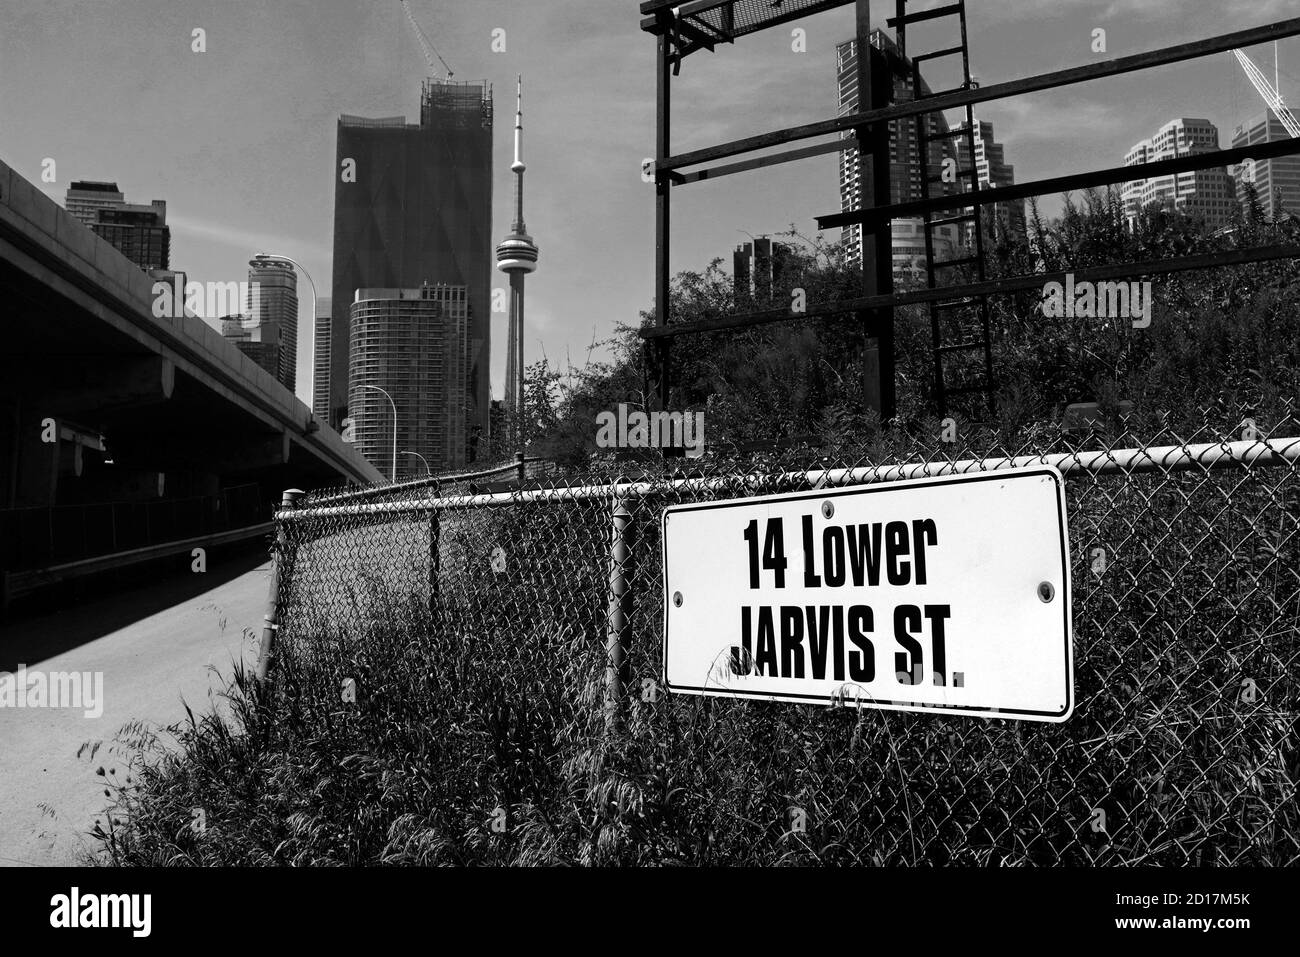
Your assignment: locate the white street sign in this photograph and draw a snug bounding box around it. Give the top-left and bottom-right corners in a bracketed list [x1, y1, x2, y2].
[661, 466, 1073, 722]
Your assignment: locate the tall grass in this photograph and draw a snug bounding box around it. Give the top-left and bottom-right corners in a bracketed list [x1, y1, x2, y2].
[97, 405, 1300, 866]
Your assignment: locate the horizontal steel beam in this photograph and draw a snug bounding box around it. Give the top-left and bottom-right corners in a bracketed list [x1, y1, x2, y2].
[279, 438, 1300, 517]
[640, 0, 854, 36]
[672, 17, 721, 51]
[678, 137, 850, 184]
[818, 135, 1300, 229]
[638, 245, 1300, 340]
[885, 3, 963, 28]
[640, 0, 729, 17]
[654, 17, 1300, 173]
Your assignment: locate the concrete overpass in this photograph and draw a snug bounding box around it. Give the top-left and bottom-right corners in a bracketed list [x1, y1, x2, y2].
[0, 157, 380, 608]
[0, 156, 380, 514]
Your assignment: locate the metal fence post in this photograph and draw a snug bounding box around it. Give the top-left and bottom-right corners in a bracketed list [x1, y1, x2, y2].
[515, 451, 526, 484]
[256, 488, 304, 682]
[604, 496, 634, 735]
[428, 507, 440, 612]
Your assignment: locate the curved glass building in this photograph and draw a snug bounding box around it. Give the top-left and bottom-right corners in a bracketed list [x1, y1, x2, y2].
[348, 284, 468, 476]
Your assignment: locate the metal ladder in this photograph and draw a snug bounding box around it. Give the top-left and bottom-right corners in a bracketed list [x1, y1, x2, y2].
[891, 0, 995, 421]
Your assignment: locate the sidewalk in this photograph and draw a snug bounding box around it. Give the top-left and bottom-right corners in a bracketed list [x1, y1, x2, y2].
[0, 555, 268, 867]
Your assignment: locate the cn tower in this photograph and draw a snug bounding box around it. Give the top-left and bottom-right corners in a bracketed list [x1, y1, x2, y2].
[495, 75, 539, 445]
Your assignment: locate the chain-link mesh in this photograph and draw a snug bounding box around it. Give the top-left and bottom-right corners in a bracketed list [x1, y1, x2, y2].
[267, 406, 1300, 865]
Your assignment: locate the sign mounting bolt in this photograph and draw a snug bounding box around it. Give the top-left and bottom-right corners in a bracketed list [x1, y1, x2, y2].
[1037, 581, 1055, 603]
[821, 501, 834, 519]
[673, 591, 683, 607]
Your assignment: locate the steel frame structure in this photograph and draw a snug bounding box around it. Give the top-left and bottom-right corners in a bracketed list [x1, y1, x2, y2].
[640, 1, 1300, 422]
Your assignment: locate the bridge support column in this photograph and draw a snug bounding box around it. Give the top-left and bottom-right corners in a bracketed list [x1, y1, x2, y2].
[10, 406, 59, 507]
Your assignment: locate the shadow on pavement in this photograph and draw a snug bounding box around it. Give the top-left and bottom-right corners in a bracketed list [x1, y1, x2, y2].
[0, 542, 269, 671]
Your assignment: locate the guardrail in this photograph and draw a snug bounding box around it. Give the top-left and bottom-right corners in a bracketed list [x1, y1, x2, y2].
[1, 521, 273, 614]
[0, 484, 265, 573]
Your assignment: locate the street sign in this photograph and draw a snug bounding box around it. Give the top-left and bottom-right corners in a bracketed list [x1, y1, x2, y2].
[661, 466, 1073, 722]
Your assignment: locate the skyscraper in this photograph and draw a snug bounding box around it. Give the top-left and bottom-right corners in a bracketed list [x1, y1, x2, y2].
[64, 180, 124, 227]
[733, 237, 792, 305]
[246, 255, 298, 392]
[836, 30, 964, 277]
[348, 284, 468, 475]
[313, 296, 332, 420]
[219, 315, 280, 381]
[1122, 119, 1236, 228]
[962, 120, 1026, 244]
[1231, 112, 1300, 219]
[90, 200, 170, 272]
[330, 79, 493, 445]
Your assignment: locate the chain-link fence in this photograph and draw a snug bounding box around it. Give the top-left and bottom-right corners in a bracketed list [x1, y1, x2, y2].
[260, 407, 1300, 865]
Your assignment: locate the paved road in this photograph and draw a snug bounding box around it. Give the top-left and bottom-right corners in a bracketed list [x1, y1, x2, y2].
[0, 551, 268, 867]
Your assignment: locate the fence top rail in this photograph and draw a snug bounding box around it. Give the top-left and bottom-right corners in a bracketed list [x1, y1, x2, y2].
[304, 456, 551, 506]
[278, 437, 1300, 521]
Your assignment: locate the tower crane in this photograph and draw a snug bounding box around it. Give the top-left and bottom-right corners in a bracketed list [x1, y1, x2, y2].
[1233, 47, 1300, 139]
[399, 0, 454, 79]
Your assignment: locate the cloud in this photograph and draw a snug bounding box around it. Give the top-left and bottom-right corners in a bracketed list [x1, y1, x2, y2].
[166, 213, 330, 265]
[987, 97, 1131, 145]
[1099, 0, 1296, 19]
[973, 0, 1289, 22]
[31, 188, 330, 274]
[971, 0, 1185, 19]
[1219, 0, 1294, 17]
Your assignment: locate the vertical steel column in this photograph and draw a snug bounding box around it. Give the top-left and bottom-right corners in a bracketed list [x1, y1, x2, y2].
[604, 496, 634, 735]
[855, 0, 896, 424]
[655, 29, 673, 411]
[256, 487, 305, 682]
[957, 1, 996, 420]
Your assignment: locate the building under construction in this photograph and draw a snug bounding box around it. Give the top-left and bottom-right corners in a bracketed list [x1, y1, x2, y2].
[326, 79, 493, 450]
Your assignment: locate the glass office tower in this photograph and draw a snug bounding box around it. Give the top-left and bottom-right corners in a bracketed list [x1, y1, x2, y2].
[330, 79, 493, 445]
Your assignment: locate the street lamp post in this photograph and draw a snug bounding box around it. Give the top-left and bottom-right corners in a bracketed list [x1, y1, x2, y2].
[255, 252, 317, 411]
[400, 450, 431, 477]
[357, 384, 398, 482]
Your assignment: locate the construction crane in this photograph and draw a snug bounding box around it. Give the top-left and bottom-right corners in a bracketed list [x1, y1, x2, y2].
[1233, 46, 1300, 138]
[399, 0, 454, 79]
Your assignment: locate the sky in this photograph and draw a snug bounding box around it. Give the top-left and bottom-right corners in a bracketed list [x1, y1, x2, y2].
[2, 0, 1297, 407]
